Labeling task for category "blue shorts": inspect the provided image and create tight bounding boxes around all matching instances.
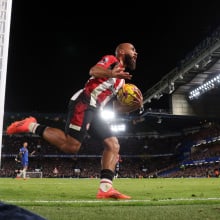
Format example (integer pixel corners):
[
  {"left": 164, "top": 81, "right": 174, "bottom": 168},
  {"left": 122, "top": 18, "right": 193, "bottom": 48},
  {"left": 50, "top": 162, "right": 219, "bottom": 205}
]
[{"left": 22, "top": 161, "right": 28, "bottom": 167}]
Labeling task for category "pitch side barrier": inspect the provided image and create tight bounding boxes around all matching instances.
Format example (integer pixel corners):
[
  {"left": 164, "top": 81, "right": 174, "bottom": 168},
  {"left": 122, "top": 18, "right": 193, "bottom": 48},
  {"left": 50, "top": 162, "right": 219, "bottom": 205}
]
[
  {"left": 2, "top": 154, "right": 174, "bottom": 158},
  {"left": 182, "top": 157, "right": 220, "bottom": 166}
]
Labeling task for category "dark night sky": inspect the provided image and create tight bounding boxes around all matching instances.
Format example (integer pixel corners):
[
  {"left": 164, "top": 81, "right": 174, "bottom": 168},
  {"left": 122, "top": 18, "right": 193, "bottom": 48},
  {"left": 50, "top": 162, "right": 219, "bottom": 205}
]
[{"left": 4, "top": 1, "right": 220, "bottom": 113}]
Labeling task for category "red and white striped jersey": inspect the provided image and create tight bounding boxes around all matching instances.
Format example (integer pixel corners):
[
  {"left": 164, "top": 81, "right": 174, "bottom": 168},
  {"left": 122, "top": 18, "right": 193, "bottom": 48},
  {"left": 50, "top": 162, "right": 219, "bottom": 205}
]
[{"left": 74, "top": 55, "right": 125, "bottom": 108}]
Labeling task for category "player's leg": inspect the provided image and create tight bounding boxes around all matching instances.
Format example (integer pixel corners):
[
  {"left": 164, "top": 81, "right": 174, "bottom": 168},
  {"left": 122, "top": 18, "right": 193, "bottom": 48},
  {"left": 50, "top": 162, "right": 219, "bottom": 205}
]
[
  {"left": 89, "top": 116, "right": 131, "bottom": 199},
  {"left": 18, "top": 168, "right": 24, "bottom": 178},
  {"left": 41, "top": 127, "right": 81, "bottom": 153},
  {"left": 18, "top": 160, "right": 27, "bottom": 179},
  {"left": 101, "top": 137, "right": 120, "bottom": 171},
  {"left": 6, "top": 99, "right": 85, "bottom": 153},
  {"left": 96, "top": 137, "right": 131, "bottom": 199},
  {"left": 7, "top": 117, "right": 81, "bottom": 153},
  {"left": 22, "top": 165, "right": 28, "bottom": 179}
]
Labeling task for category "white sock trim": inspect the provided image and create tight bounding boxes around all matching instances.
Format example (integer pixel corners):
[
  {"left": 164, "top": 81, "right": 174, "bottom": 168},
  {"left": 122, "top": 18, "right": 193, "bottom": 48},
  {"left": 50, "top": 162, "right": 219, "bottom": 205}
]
[
  {"left": 100, "top": 178, "right": 112, "bottom": 185},
  {"left": 29, "top": 123, "right": 39, "bottom": 133}
]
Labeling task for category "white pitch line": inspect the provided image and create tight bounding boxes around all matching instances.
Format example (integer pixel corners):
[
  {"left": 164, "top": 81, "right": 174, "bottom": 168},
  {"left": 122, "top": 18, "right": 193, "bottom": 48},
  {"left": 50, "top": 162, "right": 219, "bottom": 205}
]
[{"left": 4, "top": 198, "right": 220, "bottom": 203}]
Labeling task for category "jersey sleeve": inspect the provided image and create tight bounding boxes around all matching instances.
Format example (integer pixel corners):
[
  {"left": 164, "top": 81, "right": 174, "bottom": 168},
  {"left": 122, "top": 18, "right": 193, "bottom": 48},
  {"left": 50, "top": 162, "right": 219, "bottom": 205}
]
[{"left": 96, "top": 55, "right": 119, "bottom": 69}]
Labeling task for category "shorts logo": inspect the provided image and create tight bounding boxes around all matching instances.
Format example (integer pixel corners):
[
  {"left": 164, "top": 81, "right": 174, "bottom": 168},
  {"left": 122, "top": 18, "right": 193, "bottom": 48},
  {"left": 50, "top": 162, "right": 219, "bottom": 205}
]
[
  {"left": 86, "top": 123, "right": 90, "bottom": 130},
  {"left": 69, "top": 124, "right": 81, "bottom": 131}
]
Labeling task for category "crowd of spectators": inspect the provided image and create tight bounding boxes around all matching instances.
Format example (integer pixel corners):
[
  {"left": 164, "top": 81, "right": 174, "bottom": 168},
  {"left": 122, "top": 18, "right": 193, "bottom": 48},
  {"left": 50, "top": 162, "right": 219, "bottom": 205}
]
[{"left": 1, "top": 113, "right": 220, "bottom": 179}]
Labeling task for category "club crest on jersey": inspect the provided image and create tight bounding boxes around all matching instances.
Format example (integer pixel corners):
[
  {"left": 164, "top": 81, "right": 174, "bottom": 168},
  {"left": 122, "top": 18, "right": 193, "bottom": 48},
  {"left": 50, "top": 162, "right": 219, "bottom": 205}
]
[{"left": 97, "top": 57, "right": 109, "bottom": 65}]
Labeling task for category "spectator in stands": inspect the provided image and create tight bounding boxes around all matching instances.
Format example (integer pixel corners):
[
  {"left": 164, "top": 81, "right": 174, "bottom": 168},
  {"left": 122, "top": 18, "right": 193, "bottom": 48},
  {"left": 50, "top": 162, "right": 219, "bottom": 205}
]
[
  {"left": 114, "top": 154, "right": 123, "bottom": 179},
  {"left": 214, "top": 168, "right": 219, "bottom": 177},
  {"left": 13, "top": 153, "right": 22, "bottom": 178},
  {"left": 53, "top": 167, "right": 59, "bottom": 177},
  {"left": 6, "top": 43, "right": 140, "bottom": 199}
]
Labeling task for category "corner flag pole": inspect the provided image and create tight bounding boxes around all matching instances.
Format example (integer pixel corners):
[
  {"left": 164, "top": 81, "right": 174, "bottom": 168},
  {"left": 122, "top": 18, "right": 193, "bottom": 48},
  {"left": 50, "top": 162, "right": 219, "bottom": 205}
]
[{"left": 0, "top": 0, "right": 13, "bottom": 167}]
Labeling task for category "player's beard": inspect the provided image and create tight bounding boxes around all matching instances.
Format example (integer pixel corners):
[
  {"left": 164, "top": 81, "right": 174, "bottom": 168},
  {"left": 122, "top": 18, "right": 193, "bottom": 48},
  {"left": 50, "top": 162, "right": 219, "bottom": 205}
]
[{"left": 124, "top": 54, "right": 136, "bottom": 70}]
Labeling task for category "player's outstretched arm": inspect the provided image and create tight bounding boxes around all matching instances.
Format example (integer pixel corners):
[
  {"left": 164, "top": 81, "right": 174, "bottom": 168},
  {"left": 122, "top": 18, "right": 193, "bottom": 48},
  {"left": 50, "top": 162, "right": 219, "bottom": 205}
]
[{"left": 89, "top": 64, "right": 132, "bottom": 79}]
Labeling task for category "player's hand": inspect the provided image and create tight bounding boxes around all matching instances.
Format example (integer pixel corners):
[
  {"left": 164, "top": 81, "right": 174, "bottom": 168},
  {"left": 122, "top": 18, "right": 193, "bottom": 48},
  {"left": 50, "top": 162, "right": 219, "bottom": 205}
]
[{"left": 111, "top": 64, "right": 132, "bottom": 80}]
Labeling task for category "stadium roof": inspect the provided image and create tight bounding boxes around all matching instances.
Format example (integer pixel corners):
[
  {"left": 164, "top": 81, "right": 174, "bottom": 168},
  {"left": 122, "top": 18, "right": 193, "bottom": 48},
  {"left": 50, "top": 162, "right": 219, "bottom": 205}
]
[
  {"left": 143, "top": 25, "right": 220, "bottom": 105},
  {"left": 137, "top": 25, "right": 220, "bottom": 135}
]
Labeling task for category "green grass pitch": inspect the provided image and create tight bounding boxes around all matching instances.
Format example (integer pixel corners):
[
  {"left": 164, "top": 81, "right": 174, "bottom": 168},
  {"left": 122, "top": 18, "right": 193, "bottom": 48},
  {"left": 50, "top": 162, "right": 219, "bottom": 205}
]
[{"left": 1, "top": 177, "right": 220, "bottom": 219}]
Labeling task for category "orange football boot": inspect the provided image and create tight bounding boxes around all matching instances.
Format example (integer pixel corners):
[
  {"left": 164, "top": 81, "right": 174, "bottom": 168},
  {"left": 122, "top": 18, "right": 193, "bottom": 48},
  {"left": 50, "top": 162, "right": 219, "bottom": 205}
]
[
  {"left": 96, "top": 187, "right": 131, "bottom": 199},
  {"left": 6, "top": 117, "right": 37, "bottom": 134}
]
